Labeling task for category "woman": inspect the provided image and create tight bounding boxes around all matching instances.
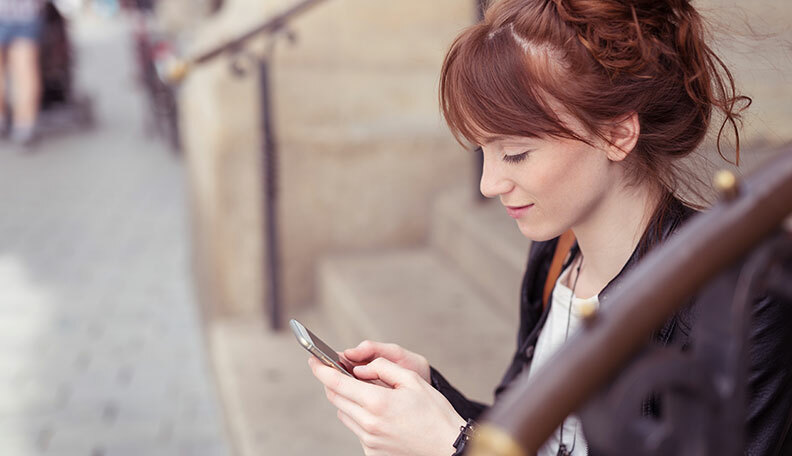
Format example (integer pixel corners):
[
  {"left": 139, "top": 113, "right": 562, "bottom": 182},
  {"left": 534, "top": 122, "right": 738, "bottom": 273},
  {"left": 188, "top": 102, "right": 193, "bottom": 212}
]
[
  {"left": 0, "top": 0, "right": 43, "bottom": 146},
  {"left": 308, "top": 0, "right": 792, "bottom": 455}
]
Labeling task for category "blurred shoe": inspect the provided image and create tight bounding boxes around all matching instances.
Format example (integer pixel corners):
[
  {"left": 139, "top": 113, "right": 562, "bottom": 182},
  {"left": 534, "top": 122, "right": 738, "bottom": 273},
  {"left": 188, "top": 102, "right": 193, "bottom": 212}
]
[{"left": 10, "top": 125, "right": 37, "bottom": 149}]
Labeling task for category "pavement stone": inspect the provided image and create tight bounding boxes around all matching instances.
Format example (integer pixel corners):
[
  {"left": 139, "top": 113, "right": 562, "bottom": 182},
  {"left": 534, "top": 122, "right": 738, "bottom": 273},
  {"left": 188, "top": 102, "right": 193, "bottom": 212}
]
[{"left": 0, "top": 12, "right": 232, "bottom": 456}]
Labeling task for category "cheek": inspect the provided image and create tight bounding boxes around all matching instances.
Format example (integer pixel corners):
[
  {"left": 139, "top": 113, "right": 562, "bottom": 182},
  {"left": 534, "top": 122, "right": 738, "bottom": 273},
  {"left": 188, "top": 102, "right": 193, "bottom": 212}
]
[
  {"left": 522, "top": 146, "right": 591, "bottom": 208},
  {"left": 513, "top": 144, "right": 609, "bottom": 238}
]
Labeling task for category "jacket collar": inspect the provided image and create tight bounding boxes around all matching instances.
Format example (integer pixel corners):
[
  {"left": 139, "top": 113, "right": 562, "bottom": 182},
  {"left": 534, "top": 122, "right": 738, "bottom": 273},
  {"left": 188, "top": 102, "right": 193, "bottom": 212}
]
[{"left": 562, "top": 194, "right": 698, "bottom": 339}]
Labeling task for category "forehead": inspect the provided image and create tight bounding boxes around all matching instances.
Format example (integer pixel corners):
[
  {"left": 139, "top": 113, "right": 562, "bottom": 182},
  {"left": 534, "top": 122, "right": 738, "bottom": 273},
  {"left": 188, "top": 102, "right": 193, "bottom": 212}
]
[{"left": 482, "top": 135, "right": 541, "bottom": 147}]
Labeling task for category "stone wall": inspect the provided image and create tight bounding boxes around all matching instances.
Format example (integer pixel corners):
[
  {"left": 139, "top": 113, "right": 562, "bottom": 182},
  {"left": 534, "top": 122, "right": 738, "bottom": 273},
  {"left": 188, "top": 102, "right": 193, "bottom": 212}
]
[
  {"left": 174, "top": 0, "right": 792, "bottom": 320},
  {"left": 177, "top": 0, "right": 477, "bottom": 319}
]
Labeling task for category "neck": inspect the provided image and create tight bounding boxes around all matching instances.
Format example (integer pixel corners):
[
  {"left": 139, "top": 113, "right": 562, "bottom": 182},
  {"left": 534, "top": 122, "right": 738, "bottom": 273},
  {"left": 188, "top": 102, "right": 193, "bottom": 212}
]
[{"left": 571, "top": 182, "right": 662, "bottom": 298}]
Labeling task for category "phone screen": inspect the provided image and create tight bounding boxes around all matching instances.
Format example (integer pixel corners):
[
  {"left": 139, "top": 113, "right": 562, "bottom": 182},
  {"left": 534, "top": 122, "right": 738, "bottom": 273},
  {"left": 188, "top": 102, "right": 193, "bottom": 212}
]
[
  {"left": 305, "top": 326, "right": 352, "bottom": 373},
  {"left": 290, "top": 319, "right": 353, "bottom": 376}
]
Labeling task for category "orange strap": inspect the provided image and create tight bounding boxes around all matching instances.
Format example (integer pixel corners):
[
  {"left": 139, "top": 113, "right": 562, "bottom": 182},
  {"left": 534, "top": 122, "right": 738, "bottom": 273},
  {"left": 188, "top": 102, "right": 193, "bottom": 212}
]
[{"left": 542, "top": 229, "right": 577, "bottom": 311}]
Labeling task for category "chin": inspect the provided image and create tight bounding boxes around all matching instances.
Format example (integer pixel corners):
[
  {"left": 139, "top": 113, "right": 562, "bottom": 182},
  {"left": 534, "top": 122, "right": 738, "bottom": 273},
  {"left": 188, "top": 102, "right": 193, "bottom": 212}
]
[{"left": 516, "top": 220, "right": 567, "bottom": 242}]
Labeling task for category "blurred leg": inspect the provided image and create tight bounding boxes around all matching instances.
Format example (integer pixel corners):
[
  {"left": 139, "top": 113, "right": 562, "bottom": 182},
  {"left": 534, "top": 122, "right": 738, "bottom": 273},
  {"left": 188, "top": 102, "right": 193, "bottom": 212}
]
[
  {"left": 0, "top": 46, "right": 6, "bottom": 126},
  {"left": 8, "top": 38, "right": 41, "bottom": 129}
]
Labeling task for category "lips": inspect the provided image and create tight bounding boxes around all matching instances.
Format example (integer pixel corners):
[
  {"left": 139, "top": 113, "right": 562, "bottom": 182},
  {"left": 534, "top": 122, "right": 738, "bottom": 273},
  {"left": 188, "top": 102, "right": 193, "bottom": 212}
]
[{"left": 506, "top": 204, "right": 534, "bottom": 219}]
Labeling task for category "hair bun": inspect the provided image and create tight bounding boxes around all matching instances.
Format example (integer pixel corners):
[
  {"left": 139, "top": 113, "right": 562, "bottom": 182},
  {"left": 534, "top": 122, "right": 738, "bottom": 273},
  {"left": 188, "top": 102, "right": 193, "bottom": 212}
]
[{"left": 552, "top": 0, "right": 682, "bottom": 76}]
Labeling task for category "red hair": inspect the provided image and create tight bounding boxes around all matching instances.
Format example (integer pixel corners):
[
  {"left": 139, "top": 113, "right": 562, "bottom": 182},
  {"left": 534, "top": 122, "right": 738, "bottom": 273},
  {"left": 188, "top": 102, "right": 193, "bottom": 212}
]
[{"left": 440, "top": 0, "right": 750, "bottom": 202}]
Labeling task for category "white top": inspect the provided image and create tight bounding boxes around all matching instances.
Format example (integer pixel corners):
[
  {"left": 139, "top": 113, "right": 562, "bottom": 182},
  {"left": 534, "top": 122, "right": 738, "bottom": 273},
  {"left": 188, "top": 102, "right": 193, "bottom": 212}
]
[{"left": 527, "top": 261, "right": 600, "bottom": 456}]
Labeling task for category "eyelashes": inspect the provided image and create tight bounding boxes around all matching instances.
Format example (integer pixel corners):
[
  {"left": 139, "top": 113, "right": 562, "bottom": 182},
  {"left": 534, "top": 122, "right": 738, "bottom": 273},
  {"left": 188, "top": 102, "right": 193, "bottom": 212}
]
[{"left": 502, "top": 151, "right": 530, "bottom": 164}]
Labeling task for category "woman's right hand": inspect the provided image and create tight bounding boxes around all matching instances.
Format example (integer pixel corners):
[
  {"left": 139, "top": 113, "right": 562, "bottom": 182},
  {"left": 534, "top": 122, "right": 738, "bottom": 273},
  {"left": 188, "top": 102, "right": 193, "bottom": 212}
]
[{"left": 342, "top": 340, "right": 431, "bottom": 384}]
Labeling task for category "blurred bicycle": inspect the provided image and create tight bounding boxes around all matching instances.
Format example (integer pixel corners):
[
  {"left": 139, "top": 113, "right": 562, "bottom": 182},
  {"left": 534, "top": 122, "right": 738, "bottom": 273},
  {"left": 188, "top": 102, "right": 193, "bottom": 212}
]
[
  {"left": 38, "top": 1, "right": 94, "bottom": 138},
  {"left": 127, "top": 0, "right": 181, "bottom": 154}
]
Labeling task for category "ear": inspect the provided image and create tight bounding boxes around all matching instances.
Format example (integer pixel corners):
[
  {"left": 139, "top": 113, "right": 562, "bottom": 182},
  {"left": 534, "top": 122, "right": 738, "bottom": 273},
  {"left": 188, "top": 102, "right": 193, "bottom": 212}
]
[{"left": 605, "top": 112, "right": 640, "bottom": 162}]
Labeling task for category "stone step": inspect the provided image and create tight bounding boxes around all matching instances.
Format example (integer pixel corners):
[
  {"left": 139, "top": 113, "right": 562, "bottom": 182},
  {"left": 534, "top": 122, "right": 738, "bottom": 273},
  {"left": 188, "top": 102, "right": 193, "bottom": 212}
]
[
  {"left": 208, "top": 308, "right": 361, "bottom": 456},
  {"left": 317, "top": 248, "right": 517, "bottom": 403},
  {"left": 431, "top": 187, "right": 532, "bottom": 320}
]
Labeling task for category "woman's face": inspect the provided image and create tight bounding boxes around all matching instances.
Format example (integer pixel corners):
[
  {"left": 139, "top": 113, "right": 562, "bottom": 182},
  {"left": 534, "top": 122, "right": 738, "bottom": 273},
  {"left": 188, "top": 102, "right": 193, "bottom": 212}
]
[{"left": 480, "top": 131, "right": 617, "bottom": 241}]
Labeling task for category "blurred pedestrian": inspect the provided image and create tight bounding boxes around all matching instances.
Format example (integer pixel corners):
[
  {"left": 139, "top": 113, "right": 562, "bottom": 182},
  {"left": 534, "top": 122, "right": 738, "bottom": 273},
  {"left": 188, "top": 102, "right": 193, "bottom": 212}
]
[{"left": 0, "top": 0, "right": 43, "bottom": 146}]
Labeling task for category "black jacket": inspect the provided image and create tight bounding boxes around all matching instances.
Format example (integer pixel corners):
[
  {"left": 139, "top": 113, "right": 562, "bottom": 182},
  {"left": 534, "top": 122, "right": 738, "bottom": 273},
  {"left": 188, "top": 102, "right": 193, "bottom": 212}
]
[{"left": 430, "top": 196, "right": 792, "bottom": 455}]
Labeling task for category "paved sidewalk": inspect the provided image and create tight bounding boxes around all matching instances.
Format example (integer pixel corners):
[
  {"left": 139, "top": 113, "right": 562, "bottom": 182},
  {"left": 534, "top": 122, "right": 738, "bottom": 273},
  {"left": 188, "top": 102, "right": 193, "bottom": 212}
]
[{"left": 0, "top": 13, "right": 232, "bottom": 456}]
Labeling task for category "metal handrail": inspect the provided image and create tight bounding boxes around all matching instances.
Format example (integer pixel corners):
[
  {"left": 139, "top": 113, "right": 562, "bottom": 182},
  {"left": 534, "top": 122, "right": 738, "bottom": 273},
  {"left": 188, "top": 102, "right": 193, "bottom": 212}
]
[
  {"left": 164, "top": 0, "right": 331, "bottom": 330},
  {"left": 469, "top": 148, "right": 792, "bottom": 456},
  {"left": 165, "top": 0, "right": 328, "bottom": 83}
]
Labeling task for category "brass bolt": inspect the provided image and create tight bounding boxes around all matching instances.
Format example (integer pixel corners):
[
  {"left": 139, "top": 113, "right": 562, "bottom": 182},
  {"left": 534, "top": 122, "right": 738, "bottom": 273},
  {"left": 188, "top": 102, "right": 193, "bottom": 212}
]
[
  {"left": 713, "top": 170, "right": 740, "bottom": 200},
  {"left": 166, "top": 59, "right": 191, "bottom": 84},
  {"left": 579, "top": 300, "right": 598, "bottom": 325},
  {"left": 468, "top": 424, "right": 527, "bottom": 456}
]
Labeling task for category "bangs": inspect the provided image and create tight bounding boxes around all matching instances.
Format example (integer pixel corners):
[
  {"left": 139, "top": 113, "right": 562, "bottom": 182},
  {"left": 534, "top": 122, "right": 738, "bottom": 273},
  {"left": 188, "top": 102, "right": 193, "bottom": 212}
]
[{"left": 439, "top": 22, "right": 579, "bottom": 147}]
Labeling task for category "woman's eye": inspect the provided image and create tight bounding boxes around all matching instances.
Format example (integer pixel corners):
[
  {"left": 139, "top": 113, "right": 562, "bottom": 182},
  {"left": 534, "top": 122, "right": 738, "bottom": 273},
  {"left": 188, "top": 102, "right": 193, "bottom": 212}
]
[{"left": 503, "top": 151, "right": 530, "bottom": 164}]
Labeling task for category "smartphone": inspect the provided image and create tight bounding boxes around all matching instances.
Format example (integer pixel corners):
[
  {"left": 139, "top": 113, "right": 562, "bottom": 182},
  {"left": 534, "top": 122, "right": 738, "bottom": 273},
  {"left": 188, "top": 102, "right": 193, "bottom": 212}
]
[{"left": 290, "top": 319, "right": 354, "bottom": 378}]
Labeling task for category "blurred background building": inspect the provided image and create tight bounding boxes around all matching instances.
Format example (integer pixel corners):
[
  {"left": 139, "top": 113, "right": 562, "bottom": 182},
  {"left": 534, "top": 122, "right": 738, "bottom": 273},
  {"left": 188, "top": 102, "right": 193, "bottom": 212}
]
[{"left": 0, "top": 0, "right": 789, "bottom": 455}]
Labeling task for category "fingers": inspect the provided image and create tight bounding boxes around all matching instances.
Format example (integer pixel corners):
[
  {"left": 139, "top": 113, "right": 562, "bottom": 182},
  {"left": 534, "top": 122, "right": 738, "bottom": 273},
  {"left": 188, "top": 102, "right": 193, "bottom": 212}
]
[
  {"left": 342, "top": 340, "right": 378, "bottom": 363},
  {"left": 309, "top": 356, "right": 380, "bottom": 406},
  {"left": 351, "top": 367, "right": 392, "bottom": 388},
  {"left": 336, "top": 352, "right": 354, "bottom": 371},
  {"left": 324, "top": 386, "right": 376, "bottom": 430},
  {"left": 350, "top": 362, "right": 382, "bottom": 381},
  {"left": 344, "top": 340, "right": 403, "bottom": 363},
  {"left": 352, "top": 357, "right": 416, "bottom": 388},
  {"left": 336, "top": 409, "right": 367, "bottom": 441}
]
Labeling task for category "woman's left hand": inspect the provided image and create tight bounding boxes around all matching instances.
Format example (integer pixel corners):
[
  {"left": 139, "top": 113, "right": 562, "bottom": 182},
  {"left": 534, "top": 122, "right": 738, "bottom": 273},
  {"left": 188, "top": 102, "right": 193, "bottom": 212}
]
[{"left": 308, "top": 356, "right": 465, "bottom": 456}]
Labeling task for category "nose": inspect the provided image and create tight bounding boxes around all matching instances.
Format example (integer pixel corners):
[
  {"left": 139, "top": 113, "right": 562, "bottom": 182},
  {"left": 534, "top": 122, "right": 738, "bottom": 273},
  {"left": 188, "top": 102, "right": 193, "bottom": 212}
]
[{"left": 479, "top": 149, "right": 513, "bottom": 199}]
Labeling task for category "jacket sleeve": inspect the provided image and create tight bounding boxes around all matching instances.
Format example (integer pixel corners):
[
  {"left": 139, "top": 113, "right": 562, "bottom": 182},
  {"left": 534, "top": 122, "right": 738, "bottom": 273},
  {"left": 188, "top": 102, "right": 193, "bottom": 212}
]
[
  {"left": 429, "top": 366, "right": 489, "bottom": 421},
  {"left": 745, "top": 291, "right": 792, "bottom": 456}
]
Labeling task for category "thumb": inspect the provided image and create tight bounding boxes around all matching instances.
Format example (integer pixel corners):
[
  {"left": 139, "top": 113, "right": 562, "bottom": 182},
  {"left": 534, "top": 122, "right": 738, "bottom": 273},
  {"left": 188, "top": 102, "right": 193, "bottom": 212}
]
[
  {"left": 344, "top": 340, "right": 378, "bottom": 363},
  {"left": 353, "top": 357, "right": 414, "bottom": 388}
]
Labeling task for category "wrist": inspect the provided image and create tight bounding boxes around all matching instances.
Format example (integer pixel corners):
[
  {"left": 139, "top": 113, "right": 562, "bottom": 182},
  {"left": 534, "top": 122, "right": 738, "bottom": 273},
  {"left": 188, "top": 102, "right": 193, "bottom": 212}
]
[
  {"left": 443, "top": 415, "right": 466, "bottom": 454},
  {"left": 451, "top": 418, "right": 477, "bottom": 456}
]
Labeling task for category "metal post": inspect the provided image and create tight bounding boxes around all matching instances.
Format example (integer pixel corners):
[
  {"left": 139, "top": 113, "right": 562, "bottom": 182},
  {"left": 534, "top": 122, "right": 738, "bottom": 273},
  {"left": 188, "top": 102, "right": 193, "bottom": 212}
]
[
  {"left": 475, "top": 147, "right": 486, "bottom": 203},
  {"left": 475, "top": 1, "right": 487, "bottom": 202},
  {"left": 163, "top": 0, "right": 333, "bottom": 332},
  {"left": 259, "top": 58, "right": 282, "bottom": 331}
]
